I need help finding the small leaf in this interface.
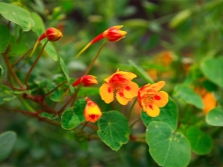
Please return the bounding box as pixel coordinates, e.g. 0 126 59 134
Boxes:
141 98 178 130
206 106 223 126
61 99 86 130
186 126 213 155
169 9 191 28
201 57 223 88
59 57 74 94
97 110 130 151
128 59 154 83
0 25 10 53
146 121 191 167
40 112 57 120
0 2 34 31
0 131 17 162
174 85 204 109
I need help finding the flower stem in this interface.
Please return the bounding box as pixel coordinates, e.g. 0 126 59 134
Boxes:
42 81 67 98
127 98 137 121
24 41 48 89
84 40 107 75
130 117 141 129
3 46 24 88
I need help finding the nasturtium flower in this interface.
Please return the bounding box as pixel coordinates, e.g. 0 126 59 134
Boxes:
30 27 63 57
76 25 127 58
72 75 98 87
138 81 168 117
84 97 102 123
99 70 138 105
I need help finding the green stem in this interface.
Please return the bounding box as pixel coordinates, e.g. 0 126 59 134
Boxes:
24 41 48 89
80 122 88 131
43 81 67 98
127 98 137 121
84 40 107 75
130 117 141 129
12 47 33 67
18 97 35 112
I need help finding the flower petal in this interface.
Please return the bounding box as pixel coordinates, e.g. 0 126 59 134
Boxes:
153 91 169 107
123 81 139 98
149 81 165 91
104 70 137 83
142 102 160 117
99 83 114 104
116 91 130 105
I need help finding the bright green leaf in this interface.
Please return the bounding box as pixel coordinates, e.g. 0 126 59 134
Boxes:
141 98 178 130
0 25 10 53
186 126 213 155
146 121 190 167
174 85 204 109
0 131 17 162
206 106 223 126
201 57 223 88
97 110 130 151
61 99 86 130
169 9 191 28
59 57 74 94
128 59 154 83
40 112 57 120
0 2 34 31
44 42 58 61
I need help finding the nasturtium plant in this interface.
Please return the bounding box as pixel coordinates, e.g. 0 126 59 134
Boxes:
0 1 223 166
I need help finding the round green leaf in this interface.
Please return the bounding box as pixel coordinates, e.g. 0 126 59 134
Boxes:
146 121 191 167
174 85 204 109
0 2 34 31
0 25 10 53
186 126 213 155
206 106 223 126
61 99 86 130
141 98 178 130
201 57 223 88
0 131 17 162
97 110 130 151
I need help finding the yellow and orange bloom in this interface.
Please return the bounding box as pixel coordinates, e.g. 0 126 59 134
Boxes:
99 70 139 105
138 81 168 117
76 25 127 58
30 27 63 57
84 97 102 123
72 75 98 87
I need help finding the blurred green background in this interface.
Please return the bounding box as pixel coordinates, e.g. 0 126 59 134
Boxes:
1 0 223 166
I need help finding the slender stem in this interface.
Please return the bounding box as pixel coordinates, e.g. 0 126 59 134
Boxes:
130 117 141 129
3 46 24 88
1 80 26 91
80 122 88 131
42 81 67 98
84 40 107 75
24 41 48 89
127 98 137 121
18 97 35 112
12 47 33 67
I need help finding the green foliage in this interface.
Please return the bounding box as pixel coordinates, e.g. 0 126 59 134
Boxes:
186 126 213 155
201 57 223 88
61 99 86 130
0 2 34 31
97 110 130 151
0 25 10 53
146 121 191 167
206 106 223 126
141 98 178 130
0 131 17 162
174 85 204 109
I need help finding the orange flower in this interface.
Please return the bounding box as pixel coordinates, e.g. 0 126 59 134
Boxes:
84 97 102 123
72 75 98 87
138 81 168 117
30 27 63 57
76 25 127 58
99 70 139 105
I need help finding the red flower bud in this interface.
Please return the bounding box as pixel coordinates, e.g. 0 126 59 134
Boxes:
84 97 102 123
102 25 127 42
38 27 63 42
72 75 98 87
